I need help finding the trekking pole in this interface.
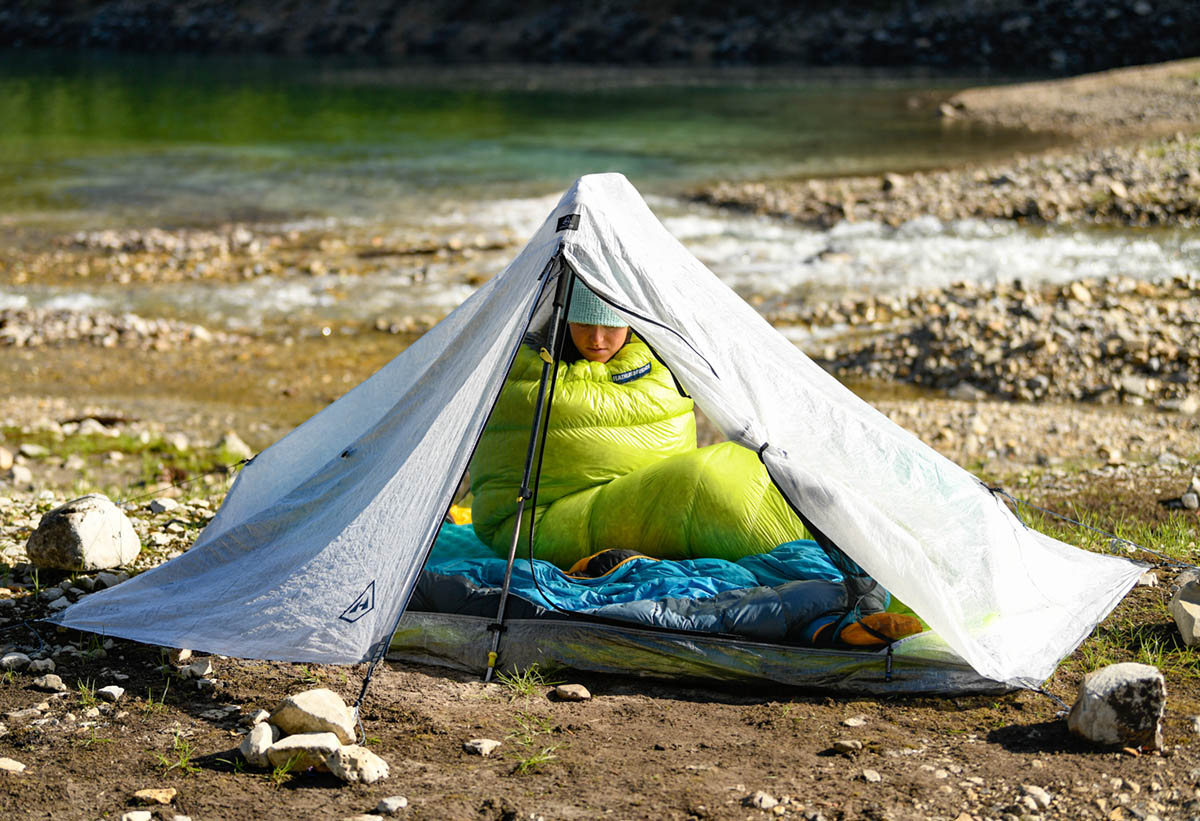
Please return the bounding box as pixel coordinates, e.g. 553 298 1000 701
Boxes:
484 260 575 683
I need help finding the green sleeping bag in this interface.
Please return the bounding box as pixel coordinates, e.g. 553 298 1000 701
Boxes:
469 336 809 568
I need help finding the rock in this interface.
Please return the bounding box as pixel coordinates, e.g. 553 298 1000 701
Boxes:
842 716 867 727
243 708 270 726
215 430 254 462
121 813 152 821
239 721 281 768
862 769 882 783
97 685 125 703
463 738 501 756
132 787 176 804
0 653 31 672
180 659 213 680
833 739 863 754
745 791 778 810
265 731 341 771
0 757 26 774
0 447 12 471
1021 784 1052 810
1183 491 1200 511
17 444 49 459
554 683 591 701
269 688 355 745
195 677 217 693
169 648 193 665
5 464 34 488
148 498 179 514
27 658 55 674
1067 663 1166 750
1169 581 1200 646
31 674 67 693
93 571 121 590
327 745 390 784
1137 572 1158 587
25 494 141 571
376 796 409 815
342 816 382 821
948 382 987 401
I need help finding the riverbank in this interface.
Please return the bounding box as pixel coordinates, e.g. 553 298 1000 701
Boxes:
694 59 1200 228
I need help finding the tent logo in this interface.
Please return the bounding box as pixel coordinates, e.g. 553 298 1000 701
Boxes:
556 214 580 231
340 581 376 623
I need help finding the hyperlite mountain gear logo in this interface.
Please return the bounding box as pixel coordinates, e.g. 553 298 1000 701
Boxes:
556 214 580 231
611 362 651 384
340 580 375 623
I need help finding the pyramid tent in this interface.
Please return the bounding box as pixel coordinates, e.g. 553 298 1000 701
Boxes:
54 173 1143 691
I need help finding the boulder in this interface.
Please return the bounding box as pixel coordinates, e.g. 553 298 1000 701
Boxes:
463 738 501 756
1067 663 1166 750
239 720 281 768
1169 581 1200 647
326 745 390 784
269 688 355 744
554 683 591 701
215 430 254 462
0 653 30 672
265 732 341 771
25 494 140 571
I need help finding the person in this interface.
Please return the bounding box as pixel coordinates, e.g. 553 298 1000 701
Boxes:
469 283 809 569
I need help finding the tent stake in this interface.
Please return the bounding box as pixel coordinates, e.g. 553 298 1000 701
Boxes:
484 260 575 682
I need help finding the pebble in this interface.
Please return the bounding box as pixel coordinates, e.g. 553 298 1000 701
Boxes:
132 787 176 804
862 769 882 783
842 716 868 727
98 685 125 703
0 653 31 672
1022 784 1053 809
554 683 591 701
31 674 66 693
0 757 26 774
0 308 243 351
27 658 55 674
463 738 501 756
832 739 863 754
376 796 409 815
745 791 778 809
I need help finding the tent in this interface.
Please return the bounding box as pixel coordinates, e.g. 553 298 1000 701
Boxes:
53 173 1144 695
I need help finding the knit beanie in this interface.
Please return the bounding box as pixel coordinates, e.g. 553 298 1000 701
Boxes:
567 285 628 327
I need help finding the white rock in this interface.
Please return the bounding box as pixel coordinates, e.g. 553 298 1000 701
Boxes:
169 648 192 665
0 653 30 672
121 812 152 821
327 745 390 784
1170 581 1200 647
0 757 25 774
32 674 66 693
239 721 281 768
376 796 409 815
1022 784 1052 809
341 816 383 821
463 738 501 756
862 769 882 783
215 430 254 461
1137 572 1158 588
17 444 49 459
180 659 213 680
1067 663 1166 750
27 658 55 674
269 688 355 745
5 464 34 488
265 732 341 771
25 494 141 571
98 685 125 703
842 716 867 727
0 447 12 472
147 498 179 514
746 791 778 810
554 683 591 701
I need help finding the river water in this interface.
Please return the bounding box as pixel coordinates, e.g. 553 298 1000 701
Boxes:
2 51 1198 340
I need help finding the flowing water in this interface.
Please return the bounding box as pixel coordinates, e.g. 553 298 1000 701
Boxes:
2 50 1197 341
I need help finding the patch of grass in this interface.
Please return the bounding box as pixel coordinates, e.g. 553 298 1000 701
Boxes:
142 681 171 714
297 665 321 685
78 727 113 748
1017 504 1198 565
495 663 563 700
269 752 303 788
152 732 201 777
506 710 554 747
215 755 246 774
76 678 99 709
512 745 558 775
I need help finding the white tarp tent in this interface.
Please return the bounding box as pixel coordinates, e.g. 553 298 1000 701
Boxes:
54 173 1143 689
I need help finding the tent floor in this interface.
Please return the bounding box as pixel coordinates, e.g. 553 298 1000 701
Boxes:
388 612 1013 696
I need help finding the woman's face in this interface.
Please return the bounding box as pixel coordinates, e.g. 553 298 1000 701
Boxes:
568 323 630 364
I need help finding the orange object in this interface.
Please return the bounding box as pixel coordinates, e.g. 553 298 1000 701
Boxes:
448 504 472 525
838 613 924 647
